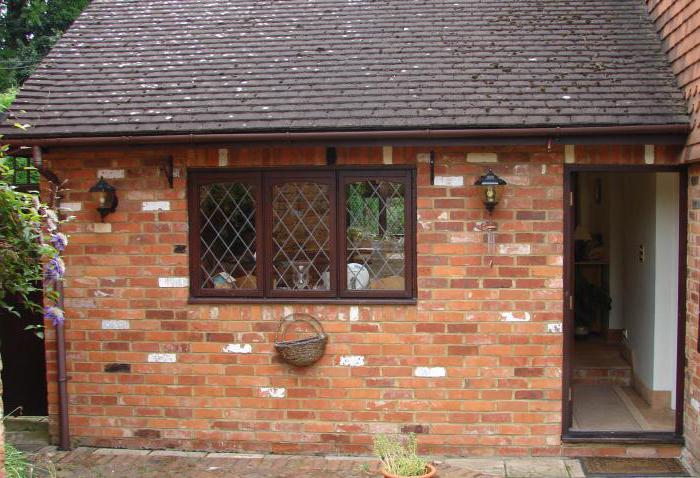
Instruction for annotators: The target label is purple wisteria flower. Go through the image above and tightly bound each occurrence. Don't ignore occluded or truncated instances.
[44,306,65,327]
[50,232,68,252]
[44,256,65,281]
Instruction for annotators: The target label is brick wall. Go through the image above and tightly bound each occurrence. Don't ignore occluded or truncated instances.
[685,164,700,469]
[43,143,682,457]
[646,0,700,160]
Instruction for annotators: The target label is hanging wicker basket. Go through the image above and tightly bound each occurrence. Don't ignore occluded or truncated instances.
[274,313,327,367]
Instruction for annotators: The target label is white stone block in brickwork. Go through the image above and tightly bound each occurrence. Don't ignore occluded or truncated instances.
[349,306,359,322]
[93,223,112,233]
[260,387,286,398]
[546,278,563,289]
[148,353,176,363]
[223,343,252,354]
[450,232,480,243]
[60,202,82,212]
[218,148,229,166]
[434,176,464,187]
[645,144,655,164]
[97,169,125,179]
[565,145,575,164]
[547,322,563,333]
[142,201,171,211]
[414,367,446,378]
[498,244,531,255]
[692,398,700,412]
[339,355,365,367]
[383,146,393,165]
[102,320,130,330]
[369,423,399,434]
[501,312,531,322]
[467,153,497,163]
[65,298,96,308]
[158,277,189,288]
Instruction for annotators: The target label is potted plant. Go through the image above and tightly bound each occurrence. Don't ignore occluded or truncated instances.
[574,268,611,338]
[372,434,436,478]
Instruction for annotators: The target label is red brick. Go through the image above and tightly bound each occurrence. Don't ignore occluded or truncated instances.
[40,143,682,459]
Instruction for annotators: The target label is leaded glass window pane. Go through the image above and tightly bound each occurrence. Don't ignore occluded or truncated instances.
[271,181,331,290]
[345,180,405,291]
[199,182,257,289]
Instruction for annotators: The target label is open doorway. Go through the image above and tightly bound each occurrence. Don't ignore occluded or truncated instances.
[564,166,686,440]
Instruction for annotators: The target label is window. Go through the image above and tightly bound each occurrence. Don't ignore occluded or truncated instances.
[5,156,39,190]
[188,168,415,301]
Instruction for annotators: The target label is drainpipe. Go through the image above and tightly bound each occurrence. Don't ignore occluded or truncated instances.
[32,146,71,451]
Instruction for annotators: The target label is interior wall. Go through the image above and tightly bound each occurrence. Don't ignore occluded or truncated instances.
[621,173,658,393]
[654,173,679,405]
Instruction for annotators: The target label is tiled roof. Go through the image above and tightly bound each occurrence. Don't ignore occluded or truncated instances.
[2,0,689,139]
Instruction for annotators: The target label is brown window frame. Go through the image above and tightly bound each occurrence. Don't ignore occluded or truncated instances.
[338,170,415,300]
[188,171,265,298]
[187,166,417,303]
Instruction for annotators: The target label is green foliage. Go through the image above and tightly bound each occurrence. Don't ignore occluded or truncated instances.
[346,182,405,239]
[0,87,17,111]
[0,154,57,316]
[3,441,57,477]
[0,0,90,89]
[4,442,30,478]
[372,434,429,477]
[2,155,40,185]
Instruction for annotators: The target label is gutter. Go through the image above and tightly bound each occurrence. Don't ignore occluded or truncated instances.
[3,124,690,147]
[32,146,71,452]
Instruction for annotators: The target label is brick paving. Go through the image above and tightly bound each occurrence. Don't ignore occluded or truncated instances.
[20,446,598,478]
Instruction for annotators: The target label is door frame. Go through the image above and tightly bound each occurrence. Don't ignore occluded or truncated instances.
[561,164,687,444]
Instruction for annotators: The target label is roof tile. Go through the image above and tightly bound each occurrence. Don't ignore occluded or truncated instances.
[1,0,689,139]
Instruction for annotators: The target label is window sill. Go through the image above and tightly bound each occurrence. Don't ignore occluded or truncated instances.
[188,296,417,306]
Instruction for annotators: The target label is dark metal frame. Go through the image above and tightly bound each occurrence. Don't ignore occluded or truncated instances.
[187,166,417,303]
[561,164,688,444]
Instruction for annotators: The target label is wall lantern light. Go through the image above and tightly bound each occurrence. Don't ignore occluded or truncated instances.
[474,169,507,215]
[89,176,118,221]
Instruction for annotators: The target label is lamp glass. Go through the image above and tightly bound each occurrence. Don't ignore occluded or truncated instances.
[92,190,108,207]
[484,184,501,207]
[474,169,507,214]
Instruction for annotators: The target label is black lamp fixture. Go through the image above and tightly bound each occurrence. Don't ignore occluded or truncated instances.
[474,169,507,215]
[89,176,118,221]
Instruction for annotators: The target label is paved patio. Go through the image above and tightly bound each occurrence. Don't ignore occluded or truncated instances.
[17,446,593,478]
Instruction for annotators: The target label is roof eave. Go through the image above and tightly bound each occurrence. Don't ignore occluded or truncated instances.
[1,124,690,148]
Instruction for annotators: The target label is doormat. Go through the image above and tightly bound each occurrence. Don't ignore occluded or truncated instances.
[581,457,688,477]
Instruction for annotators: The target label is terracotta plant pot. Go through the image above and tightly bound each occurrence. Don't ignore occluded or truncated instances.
[381,463,437,478]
